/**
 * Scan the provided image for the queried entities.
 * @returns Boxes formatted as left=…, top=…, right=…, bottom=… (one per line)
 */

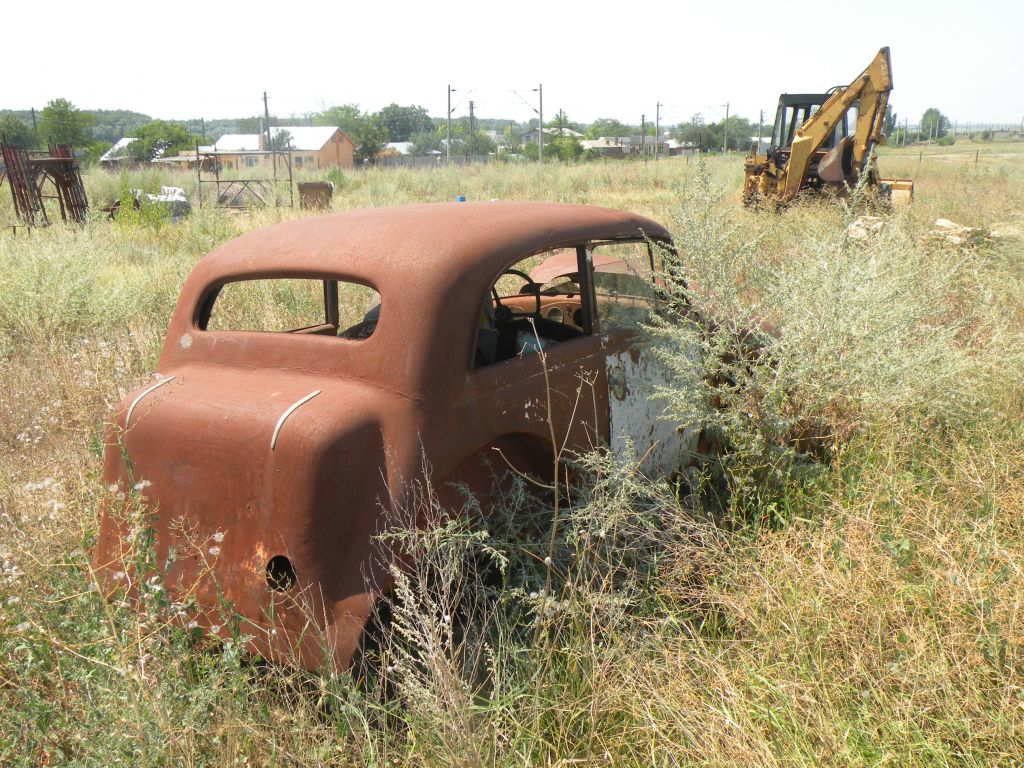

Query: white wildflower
left=208, top=546, right=221, bottom=556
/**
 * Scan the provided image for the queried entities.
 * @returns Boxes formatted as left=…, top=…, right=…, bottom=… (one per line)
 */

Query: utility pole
left=903, top=117, right=908, bottom=147
left=30, top=107, right=37, bottom=132
left=201, top=117, right=206, bottom=142
left=263, top=91, right=272, bottom=151
left=757, top=109, right=764, bottom=149
left=538, top=83, right=544, bottom=164
left=722, top=102, right=730, bottom=153
left=640, top=114, right=645, bottom=157
left=447, top=84, right=453, bottom=166
left=655, top=102, right=661, bottom=160
left=468, top=100, right=476, bottom=156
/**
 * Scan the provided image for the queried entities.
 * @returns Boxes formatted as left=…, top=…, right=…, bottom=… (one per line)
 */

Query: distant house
left=99, top=137, right=165, bottom=168
left=520, top=127, right=585, bottom=145
left=580, top=137, right=627, bottom=157
left=665, top=139, right=697, bottom=156
left=384, top=141, right=414, bottom=156
left=196, top=126, right=356, bottom=171
left=579, top=135, right=695, bottom=158
left=100, top=137, right=188, bottom=168
left=99, top=137, right=140, bottom=166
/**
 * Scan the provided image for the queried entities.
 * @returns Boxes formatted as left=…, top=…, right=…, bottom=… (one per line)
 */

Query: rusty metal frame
left=0, top=141, right=89, bottom=227
left=196, top=143, right=294, bottom=210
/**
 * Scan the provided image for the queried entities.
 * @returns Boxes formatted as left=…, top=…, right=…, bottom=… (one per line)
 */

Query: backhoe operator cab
left=768, top=92, right=858, bottom=179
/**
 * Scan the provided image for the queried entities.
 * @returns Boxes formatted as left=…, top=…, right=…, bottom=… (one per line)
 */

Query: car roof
left=187, top=201, right=671, bottom=295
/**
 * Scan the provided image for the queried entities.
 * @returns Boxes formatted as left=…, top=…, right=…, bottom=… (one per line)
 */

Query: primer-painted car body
left=92, top=201, right=694, bottom=671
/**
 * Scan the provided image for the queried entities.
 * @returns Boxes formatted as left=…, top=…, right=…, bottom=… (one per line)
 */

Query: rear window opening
left=201, top=278, right=381, bottom=339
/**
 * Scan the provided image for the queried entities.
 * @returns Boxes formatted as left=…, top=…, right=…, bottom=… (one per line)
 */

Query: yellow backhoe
left=743, top=47, right=914, bottom=206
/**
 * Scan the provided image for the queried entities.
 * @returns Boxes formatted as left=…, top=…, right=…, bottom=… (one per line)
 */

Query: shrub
left=647, top=161, right=1016, bottom=522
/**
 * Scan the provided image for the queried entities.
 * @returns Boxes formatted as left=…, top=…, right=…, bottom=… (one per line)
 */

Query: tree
left=0, top=115, right=34, bottom=148
left=720, top=115, right=755, bottom=151
left=547, top=109, right=583, bottom=136
left=408, top=129, right=441, bottom=156
left=271, top=128, right=295, bottom=151
left=316, top=104, right=362, bottom=135
left=550, top=136, right=584, bottom=162
left=920, top=108, right=950, bottom=139
left=237, top=116, right=270, bottom=133
left=315, top=105, right=389, bottom=162
left=379, top=104, right=434, bottom=142
left=503, top=123, right=522, bottom=153
left=348, top=113, right=389, bottom=163
left=462, top=130, right=497, bottom=156
left=882, top=105, right=897, bottom=137
left=89, top=109, right=152, bottom=143
left=586, top=117, right=632, bottom=139
left=132, top=119, right=195, bottom=159
left=38, top=99, right=95, bottom=147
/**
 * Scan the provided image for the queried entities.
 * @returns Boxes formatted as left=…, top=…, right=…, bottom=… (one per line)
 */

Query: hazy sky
left=9, top=0, right=1022, bottom=129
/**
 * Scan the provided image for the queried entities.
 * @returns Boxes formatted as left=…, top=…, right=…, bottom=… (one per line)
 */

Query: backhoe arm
left=780, top=47, right=894, bottom=203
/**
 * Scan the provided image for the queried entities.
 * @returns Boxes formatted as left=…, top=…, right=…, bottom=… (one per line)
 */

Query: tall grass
left=1, top=153, right=1023, bottom=766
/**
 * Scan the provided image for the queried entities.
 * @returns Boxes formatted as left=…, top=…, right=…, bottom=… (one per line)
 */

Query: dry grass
left=1, top=152, right=1023, bottom=766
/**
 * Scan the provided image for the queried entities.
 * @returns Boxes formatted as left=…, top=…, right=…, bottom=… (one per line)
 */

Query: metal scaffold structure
left=0, top=141, right=89, bottom=228
left=195, top=143, right=294, bottom=210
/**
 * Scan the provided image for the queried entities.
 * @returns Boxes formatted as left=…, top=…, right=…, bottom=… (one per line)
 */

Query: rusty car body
left=92, top=201, right=697, bottom=670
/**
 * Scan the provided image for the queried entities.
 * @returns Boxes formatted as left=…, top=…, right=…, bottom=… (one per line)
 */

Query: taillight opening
left=266, top=555, right=297, bottom=592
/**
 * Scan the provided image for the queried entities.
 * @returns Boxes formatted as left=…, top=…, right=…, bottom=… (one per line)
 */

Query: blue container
left=455, top=195, right=466, bottom=202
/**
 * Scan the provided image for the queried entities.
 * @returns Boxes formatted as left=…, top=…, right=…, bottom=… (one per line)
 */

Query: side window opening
left=589, top=240, right=658, bottom=332
left=200, top=277, right=381, bottom=340
left=475, top=247, right=590, bottom=367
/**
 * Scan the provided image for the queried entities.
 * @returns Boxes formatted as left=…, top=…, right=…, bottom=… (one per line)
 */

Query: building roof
left=212, top=126, right=349, bottom=153
left=580, top=137, right=623, bottom=149
left=272, top=126, right=346, bottom=151
left=100, top=137, right=139, bottom=162
left=521, top=127, right=585, bottom=140
left=212, top=133, right=261, bottom=152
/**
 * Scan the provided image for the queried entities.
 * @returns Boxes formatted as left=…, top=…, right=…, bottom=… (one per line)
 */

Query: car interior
left=475, top=240, right=660, bottom=367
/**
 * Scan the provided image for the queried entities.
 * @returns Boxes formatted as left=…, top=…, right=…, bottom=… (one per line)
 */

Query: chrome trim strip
left=125, top=376, right=176, bottom=427
left=270, top=390, right=321, bottom=451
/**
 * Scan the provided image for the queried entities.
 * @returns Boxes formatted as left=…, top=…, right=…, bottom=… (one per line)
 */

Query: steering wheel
left=491, top=268, right=541, bottom=322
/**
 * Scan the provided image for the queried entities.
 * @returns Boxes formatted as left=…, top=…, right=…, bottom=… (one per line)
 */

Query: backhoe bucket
left=879, top=178, right=914, bottom=206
